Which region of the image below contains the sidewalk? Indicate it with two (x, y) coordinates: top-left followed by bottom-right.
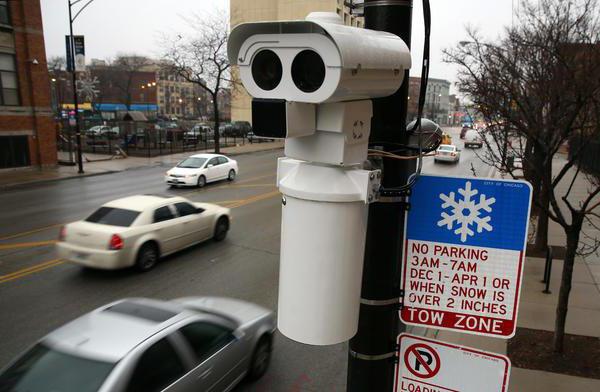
(0, 141), (283, 189)
(430, 154), (600, 391)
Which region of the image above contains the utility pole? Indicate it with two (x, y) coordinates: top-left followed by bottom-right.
(68, 0), (83, 173)
(67, 0), (96, 173)
(347, 0), (414, 391)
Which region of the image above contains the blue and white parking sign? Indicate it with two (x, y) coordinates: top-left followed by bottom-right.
(401, 175), (532, 338)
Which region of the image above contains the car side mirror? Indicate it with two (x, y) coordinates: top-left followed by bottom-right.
(207, 164), (214, 168)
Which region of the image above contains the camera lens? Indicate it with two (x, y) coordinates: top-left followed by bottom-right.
(291, 50), (325, 93)
(252, 50), (283, 91)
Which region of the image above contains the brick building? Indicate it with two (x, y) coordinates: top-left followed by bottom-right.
(0, 0), (55, 169)
(407, 76), (451, 125)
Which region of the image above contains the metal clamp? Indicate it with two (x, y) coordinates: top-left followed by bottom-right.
(349, 350), (397, 361)
(377, 186), (411, 208)
(360, 297), (400, 306)
(346, 0), (412, 9)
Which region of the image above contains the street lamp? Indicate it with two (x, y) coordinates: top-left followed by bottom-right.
(68, 0), (97, 174)
(437, 93), (442, 124)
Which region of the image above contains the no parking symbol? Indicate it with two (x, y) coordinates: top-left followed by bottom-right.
(395, 334), (511, 392)
(404, 343), (440, 379)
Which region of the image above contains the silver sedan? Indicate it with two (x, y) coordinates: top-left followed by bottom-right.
(0, 297), (275, 392)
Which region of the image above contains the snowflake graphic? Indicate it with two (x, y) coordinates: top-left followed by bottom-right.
(437, 181), (496, 242)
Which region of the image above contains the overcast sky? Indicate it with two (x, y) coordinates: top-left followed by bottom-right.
(40, 0), (517, 93)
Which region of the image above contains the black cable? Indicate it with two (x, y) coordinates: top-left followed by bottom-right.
(381, 0), (431, 193)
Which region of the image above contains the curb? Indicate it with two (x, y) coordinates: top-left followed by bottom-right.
(0, 146), (283, 190)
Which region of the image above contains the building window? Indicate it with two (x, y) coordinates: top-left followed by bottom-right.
(0, 136), (30, 168)
(0, 53), (19, 105)
(0, 1), (10, 26)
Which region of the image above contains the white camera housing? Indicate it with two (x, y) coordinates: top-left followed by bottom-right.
(228, 12), (411, 103)
(226, 12), (409, 346)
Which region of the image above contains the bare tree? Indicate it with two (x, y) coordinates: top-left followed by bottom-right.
(111, 54), (151, 110)
(445, 0), (600, 353)
(48, 56), (66, 72)
(47, 56), (68, 116)
(162, 12), (233, 153)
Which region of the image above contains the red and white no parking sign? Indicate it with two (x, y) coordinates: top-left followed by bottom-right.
(396, 334), (510, 392)
(403, 343), (440, 379)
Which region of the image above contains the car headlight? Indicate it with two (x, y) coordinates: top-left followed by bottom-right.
(185, 174), (197, 178)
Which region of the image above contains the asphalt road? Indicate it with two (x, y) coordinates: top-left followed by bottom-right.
(0, 127), (491, 391)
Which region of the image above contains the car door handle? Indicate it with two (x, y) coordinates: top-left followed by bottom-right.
(198, 367), (212, 379)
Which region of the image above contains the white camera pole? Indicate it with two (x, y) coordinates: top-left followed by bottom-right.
(347, 0), (415, 391)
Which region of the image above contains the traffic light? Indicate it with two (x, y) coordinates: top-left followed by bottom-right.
(228, 12), (411, 345)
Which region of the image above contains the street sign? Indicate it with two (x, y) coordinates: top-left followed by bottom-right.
(65, 35), (85, 72)
(73, 36), (85, 72)
(401, 175), (531, 338)
(395, 334), (511, 392)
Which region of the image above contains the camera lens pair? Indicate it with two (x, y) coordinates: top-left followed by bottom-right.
(251, 49), (325, 93)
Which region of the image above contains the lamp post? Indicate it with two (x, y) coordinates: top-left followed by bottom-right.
(141, 81), (157, 116)
(68, 0), (97, 173)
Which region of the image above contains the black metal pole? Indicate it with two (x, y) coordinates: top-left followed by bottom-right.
(68, 0), (84, 173)
(347, 1), (414, 391)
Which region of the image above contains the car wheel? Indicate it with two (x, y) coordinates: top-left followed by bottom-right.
(247, 335), (272, 381)
(197, 175), (206, 188)
(135, 243), (159, 272)
(213, 217), (229, 241)
(228, 169), (236, 181)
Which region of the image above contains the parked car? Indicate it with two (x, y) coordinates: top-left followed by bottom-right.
(55, 194), (230, 271)
(231, 121), (252, 137)
(184, 124), (214, 142)
(217, 122), (234, 137)
(165, 153), (238, 188)
(434, 144), (461, 163)
(0, 297), (275, 392)
(464, 129), (483, 148)
(247, 131), (274, 143)
(86, 125), (120, 137)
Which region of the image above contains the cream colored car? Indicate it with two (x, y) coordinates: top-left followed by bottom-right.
(56, 195), (231, 271)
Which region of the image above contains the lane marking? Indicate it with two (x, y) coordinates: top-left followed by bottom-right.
(179, 173), (276, 196)
(0, 259), (64, 285)
(229, 190), (280, 208)
(225, 183), (275, 188)
(0, 173), (277, 245)
(0, 240), (57, 251)
(0, 224), (63, 242)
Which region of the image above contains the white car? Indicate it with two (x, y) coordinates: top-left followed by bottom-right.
(434, 144), (461, 163)
(86, 125), (120, 136)
(165, 153), (238, 187)
(56, 195), (231, 271)
(464, 129), (483, 148)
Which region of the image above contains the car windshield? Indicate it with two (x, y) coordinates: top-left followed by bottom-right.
(438, 146), (455, 152)
(0, 343), (115, 392)
(85, 207), (140, 227)
(177, 157), (207, 169)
